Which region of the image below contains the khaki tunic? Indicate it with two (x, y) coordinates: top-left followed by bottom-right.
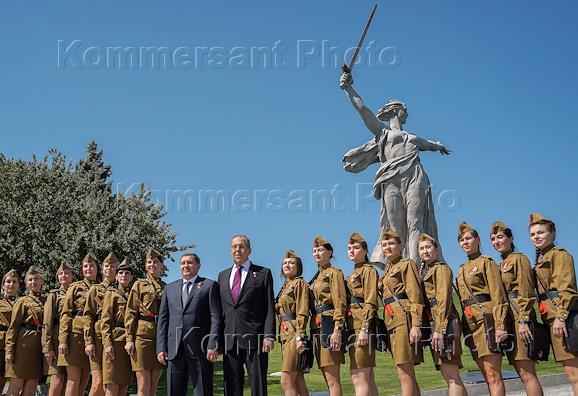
(84, 279), (113, 370)
(125, 274), (165, 371)
(456, 253), (508, 360)
(58, 278), (96, 368)
(101, 286), (132, 385)
(346, 262), (378, 369)
(535, 245), (578, 362)
(379, 257), (425, 365)
(276, 277), (309, 372)
(0, 296), (16, 377)
(422, 261), (462, 368)
(310, 265), (346, 368)
(499, 252), (537, 363)
(42, 286), (68, 375)
(5, 293), (45, 379)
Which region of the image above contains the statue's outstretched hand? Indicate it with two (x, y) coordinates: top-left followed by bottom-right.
(440, 146), (451, 155)
(339, 72), (353, 89)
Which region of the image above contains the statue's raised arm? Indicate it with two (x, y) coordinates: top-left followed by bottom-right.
(340, 72), (450, 264)
(339, 72), (385, 136)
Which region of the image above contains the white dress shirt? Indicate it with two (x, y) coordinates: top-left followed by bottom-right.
(182, 275), (198, 294)
(229, 260), (251, 291)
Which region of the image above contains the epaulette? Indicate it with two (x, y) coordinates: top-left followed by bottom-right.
(553, 246), (567, 252)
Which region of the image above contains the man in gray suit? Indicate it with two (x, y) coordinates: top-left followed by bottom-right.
(156, 253), (221, 396)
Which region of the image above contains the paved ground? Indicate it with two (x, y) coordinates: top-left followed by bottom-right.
(509, 383), (573, 396)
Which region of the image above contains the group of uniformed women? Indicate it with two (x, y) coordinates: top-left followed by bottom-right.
(0, 248), (165, 396)
(276, 213), (578, 396)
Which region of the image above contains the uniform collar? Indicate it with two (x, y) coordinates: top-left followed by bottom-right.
(540, 244), (555, 255)
(354, 261), (365, 268)
(468, 252), (481, 260)
(500, 250), (513, 260)
(318, 263), (331, 271)
(389, 256), (402, 265)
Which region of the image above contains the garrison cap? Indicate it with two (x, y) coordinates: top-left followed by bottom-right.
(313, 236), (333, 251)
(145, 248), (163, 261)
(117, 258), (132, 273)
(418, 233), (437, 245)
(529, 213), (548, 225)
(83, 252), (98, 264)
(491, 221), (509, 235)
(348, 232), (366, 244)
(458, 222), (476, 237)
(380, 228), (400, 241)
(102, 252), (120, 267)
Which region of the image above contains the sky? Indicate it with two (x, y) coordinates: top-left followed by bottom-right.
(1, 1), (577, 287)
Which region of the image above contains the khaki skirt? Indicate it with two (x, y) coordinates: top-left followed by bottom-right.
(131, 336), (164, 371)
(347, 330), (376, 369)
(103, 340), (133, 384)
(463, 316), (500, 360)
(548, 319), (578, 362)
(311, 329), (345, 369)
(58, 332), (90, 369)
(281, 338), (300, 372)
(6, 332), (44, 379)
(389, 322), (423, 366)
(88, 335), (104, 371)
(428, 319), (463, 369)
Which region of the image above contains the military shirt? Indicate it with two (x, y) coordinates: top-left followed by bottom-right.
(58, 278), (97, 345)
(84, 278), (113, 346)
(0, 296), (17, 351)
(125, 274), (165, 342)
(346, 263), (378, 330)
(276, 277), (309, 342)
(379, 257), (424, 330)
(101, 285), (129, 348)
(310, 265), (347, 330)
(5, 292), (45, 356)
(535, 245), (578, 321)
(456, 253), (508, 330)
(422, 261), (458, 334)
(500, 252), (537, 322)
(42, 285), (68, 353)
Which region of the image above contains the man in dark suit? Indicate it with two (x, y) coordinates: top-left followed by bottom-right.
(156, 253), (221, 396)
(218, 235), (275, 396)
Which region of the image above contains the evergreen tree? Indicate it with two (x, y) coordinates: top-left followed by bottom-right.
(0, 142), (191, 290)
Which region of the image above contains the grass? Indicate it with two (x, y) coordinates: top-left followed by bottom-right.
(148, 342), (563, 395)
(149, 293), (564, 395)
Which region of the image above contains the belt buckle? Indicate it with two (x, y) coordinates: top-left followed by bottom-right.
(36, 324), (43, 332)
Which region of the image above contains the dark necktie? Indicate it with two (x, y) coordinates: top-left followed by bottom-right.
(182, 280), (191, 307)
(231, 266), (242, 303)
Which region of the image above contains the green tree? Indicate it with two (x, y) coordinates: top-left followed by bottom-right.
(0, 142), (191, 290)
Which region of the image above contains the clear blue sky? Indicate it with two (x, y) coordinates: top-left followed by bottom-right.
(2, 1), (577, 287)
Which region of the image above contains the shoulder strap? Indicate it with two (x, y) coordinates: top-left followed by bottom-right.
(534, 265), (558, 309)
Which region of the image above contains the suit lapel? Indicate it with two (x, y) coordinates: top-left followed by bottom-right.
(183, 277), (203, 310)
(237, 263), (256, 305)
(223, 268), (234, 305)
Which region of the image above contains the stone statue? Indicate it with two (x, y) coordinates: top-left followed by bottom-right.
(339, 72), (450, 264)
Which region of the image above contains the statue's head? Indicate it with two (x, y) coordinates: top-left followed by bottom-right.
(377, 99), (407, 123)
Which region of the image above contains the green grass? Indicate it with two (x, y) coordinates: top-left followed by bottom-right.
(151, 293), (564, 395)
(149, 342), (563, 395)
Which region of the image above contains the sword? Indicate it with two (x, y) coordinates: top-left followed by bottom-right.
(342, 4), (378, 74)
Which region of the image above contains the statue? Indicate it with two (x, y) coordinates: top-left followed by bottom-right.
(339, 72), (450, 264)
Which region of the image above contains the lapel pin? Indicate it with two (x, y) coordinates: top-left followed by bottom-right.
(252, 272), (257, 278)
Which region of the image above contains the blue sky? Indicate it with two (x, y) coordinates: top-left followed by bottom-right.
(2, 1), (577, 286)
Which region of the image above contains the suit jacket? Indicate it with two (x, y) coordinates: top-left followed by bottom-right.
(156, 276), (221, 360)
(218, 263), (275, 351)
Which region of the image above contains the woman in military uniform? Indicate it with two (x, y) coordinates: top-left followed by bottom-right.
(58, 253), (99, 396)
(125, 248), (165, 396)
(529, 213), (578, 392)
(0, 269), (21, 392)
(378, 228), (424, 396)
(5, 266), (45, 396)
(310, 236), (346, 396)
(345, 232), (378, 396)
(490, 221), (543, 396)
(418, 233), (467, 396)
(456, 222), (508, 396)
(101, 259), (133, 396)
(277, 250), (310, 396)
(43, 262), (74, 396)
(84, 252), (119, 396)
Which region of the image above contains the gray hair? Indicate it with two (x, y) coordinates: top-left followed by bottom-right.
(231, 234), (251, 249)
